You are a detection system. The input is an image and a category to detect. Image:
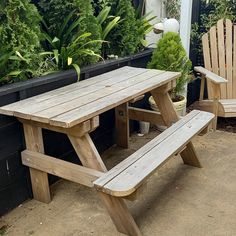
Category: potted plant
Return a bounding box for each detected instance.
[148,31,191,118]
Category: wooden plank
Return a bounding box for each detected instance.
[23,124,51,203]
[94,110,204,188]
[128,107,165,125]
[27,69,163,123]
[115,103,129,148]
[233,25,236,98]
[69,133,141,235]
[202,33,212,71]
[5,68,149,118]
[49,71,180,128]
[21,150,103,187]
[0,66,145,115]
[194,66,227,84]
[219,99,236,115]
[226,19,233,99]
[217,19,227,98]
[129,95,145,103]
[193,100,225,117]
[95,111,214,197]
[209,26,219,75]
[19,118,98,137]
[202,33,213,99]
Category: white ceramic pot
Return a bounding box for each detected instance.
[139,121,150,134]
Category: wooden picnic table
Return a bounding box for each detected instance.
[0,66,214,236]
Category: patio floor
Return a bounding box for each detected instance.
[1,128,236,236]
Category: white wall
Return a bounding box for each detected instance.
[180,0,193,56]
[145,0,165,47]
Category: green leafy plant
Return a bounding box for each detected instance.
[136,11,157,49]
[0,0,43,85]
[42,12,104,79]
[38,0,102,66]
[104,0,140,57]
[96,6,120,57]
[148,32,192,100]
[97,6,120,40]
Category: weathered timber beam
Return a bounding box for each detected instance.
[18,116,99,137]
[128,107,165,126]
[21,150,103,187]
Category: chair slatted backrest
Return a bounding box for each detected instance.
[202,19,236,99]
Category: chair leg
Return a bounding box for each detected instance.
[211,83,221,131]
[212,99,219,131]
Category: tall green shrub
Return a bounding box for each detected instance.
[105,0,139,57]
[148,32,191,99]
[38,0,102,66]
[0,0,43,84]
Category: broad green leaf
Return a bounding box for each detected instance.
[70,32,92,46]
[39,51,54,56]
[67,57,73,65]
[102,16,120,40]
[52,37,60,43]
[71,64,81,81]
[97,6,111,24]
[15,51,28,62]
[63,18,82,43]
[7,70,22,76]
[53,49,59,65]
[58,10,76,38]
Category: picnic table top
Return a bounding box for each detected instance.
[0,66,180,128]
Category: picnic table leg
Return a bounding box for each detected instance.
[151,87,202,168]
[115,102,129,148]
[68,133,141,235]
[23,124,51,203]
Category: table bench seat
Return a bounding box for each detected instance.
[94,110,214,197]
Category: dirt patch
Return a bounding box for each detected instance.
[1,130,236,236]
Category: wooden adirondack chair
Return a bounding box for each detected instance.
[194,19,236,130]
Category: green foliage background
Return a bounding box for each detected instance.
[0,0,154,86]
[38,0,102,66]
[105,0,140,56]
[0,0,43,84]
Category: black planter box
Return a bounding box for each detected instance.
[0,48,153,216]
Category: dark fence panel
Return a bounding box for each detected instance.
[188,0,201,106]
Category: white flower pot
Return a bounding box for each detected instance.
[139,121,150,134]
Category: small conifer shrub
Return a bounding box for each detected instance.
[105,0,140,57]
[148,32,192,100]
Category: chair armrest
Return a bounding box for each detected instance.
[194,66,227,84]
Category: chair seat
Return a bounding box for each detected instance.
[219,99,236,117]
[193,99,236,118]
